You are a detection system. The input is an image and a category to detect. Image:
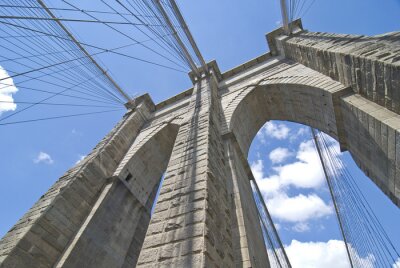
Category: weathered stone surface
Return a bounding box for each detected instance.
[0,98,154,268]
[137,72,236,267]
[1,22,400,268]
[275,27,400,114]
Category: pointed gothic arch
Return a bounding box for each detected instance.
[226,70,400,207]
[57,120,181,268]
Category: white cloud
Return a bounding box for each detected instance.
[272,140,326,189]
[251,159,264,181]
[256,140,331,192]
[264,122,290,139]
[394,258,400,268]
[75,155,86,164]
[256,174,282,196]
[292,222,310,233]
[250,138,342,223]
[266,192,332,222]
[71,128,83,136]
[33,152,54,164]
[257,122,290,143]
[269,147,293,164]
[285,240,375,268]
[290,127,308,142]
[0,66,18,115]
[297,127,308,136]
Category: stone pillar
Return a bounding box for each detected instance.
[225,134,270,267]
[268,20,400,114]
[267,21,400,207]
[53,176,158,268]
[340,93,400,207]
[136,71,235,267]
[0,95,155,268]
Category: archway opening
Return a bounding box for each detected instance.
[59,121,181,268]
[248,120,400,267]
[228,83,400,207]
[226,81,400,266]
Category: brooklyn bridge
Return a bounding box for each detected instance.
[0,1,399,267]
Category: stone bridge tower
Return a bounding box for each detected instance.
[1,21,399,267]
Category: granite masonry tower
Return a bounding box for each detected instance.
[1,21,400,267]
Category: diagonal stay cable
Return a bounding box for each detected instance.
[36,0,130,102]
[137,0,193,67]
[0,46,81,63]
[66,0,187,70]
[0,100,120,108]
[0,3,158,18]
[117,0,191,67]
[3,0,111,93]
[167,0,208,70]
[117,0,191,69]
[0,72,109,123]
[0,17,119,102]
[21,4,127,104]
[0,29,185,83]
[0,24,122,104]
[33,0,182,94]
[0,109,124,126]
[0,61,124,105]
[0,33,48,39]
[0,30,123,104]
[151,0,199,76]
[0,20,185,72]
[3,83,122,106]
[298,0,316,18]
[72,0,185,68]
[155,1,196,66]
[16,0,143,103]
[99,0,187,69]
[0,16,174,26]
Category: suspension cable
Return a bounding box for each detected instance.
[311,128,400,267]
[311,127,354,268]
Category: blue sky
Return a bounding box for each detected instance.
[0,0,399,267]
[249,121,400,267]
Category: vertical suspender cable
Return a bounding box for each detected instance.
[310,127,354,268]
[252,178,292,268]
